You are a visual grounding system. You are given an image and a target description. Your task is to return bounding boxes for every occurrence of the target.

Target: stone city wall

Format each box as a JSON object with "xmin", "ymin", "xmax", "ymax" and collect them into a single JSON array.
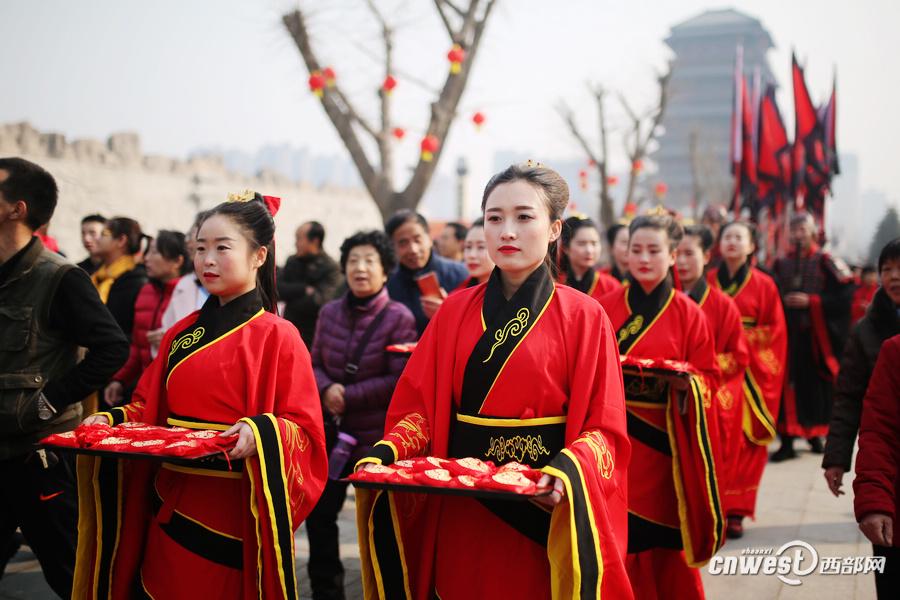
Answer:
[{"xmin": 0, "ymin": 122, "xmax": 383, "ymax": 263}]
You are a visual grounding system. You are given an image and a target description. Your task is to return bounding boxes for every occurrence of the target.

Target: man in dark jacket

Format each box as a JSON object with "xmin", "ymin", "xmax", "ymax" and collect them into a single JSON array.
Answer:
[
  {"xmin": 0, "ymin": 157, "xmax": 129, "ymax": 597},
  {"xmin": 278, "ymin": 221, "xmax": 341, "ymax": 348},
  {"xmin": 823, "ymin": 238, "xmax": 900, "ymax": 496},
  {"xmin": 385, "ymin": 210, "xmax": 468, "ymax": 336}
]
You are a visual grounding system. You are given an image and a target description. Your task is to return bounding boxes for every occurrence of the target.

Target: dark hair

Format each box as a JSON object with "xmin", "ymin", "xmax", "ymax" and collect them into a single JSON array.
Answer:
[
  {"xmin": 305, "ymin": 221, "xmax": 325, "ymax": 246},
  {"xmin": 701, "ymin": 204, "xmax": 727, "ymax": 225},
  {"xmin": 0, "ymin": 157, "xmax": 58, "ymax": 230},
  {"xmin": 189, "ymin": 210, "xmax": 209, "ymax": 235},
  {"xmin": 445, "ymin": 222, "xmax": 467, "ymax": 241},
  {"xmin": 481, "ymin": 162, "xmax": 569, "ymax": 275},
  {"xmin": 339, "ymin": 230, "xmax": 396, "ymax": 275},
  {"xmin": 790, "ymin": 211, "xmax": 817, "ymax": 233},
  {"xmin": 200, "ymin": 194, "xmax": 278, "ymax": 312},
  {"xmin": 154, "ymin": 230, "xmax": 191, "ymax": 276},
  {"xmin": 878, "ymin": 238, "xmax": 900, "ymax": 272},
  {"xmin": 606, "ymin": 223, "xmax": 627, "ymax": 247},
  {"xmin": 629, "ymin": 214, "xmax": 683, "ymax": 251},
  {"xmin": 385, "ymin": 210, "xmax": 429, "ymax": 239},
  {"xmin": 470, "ymin": 217, "xmax": 485, "ymax": 228},
  {"xmin": 560, "ymin": 216, "xmax": 599, "ymax": 275},
  {"xmin": 106, "ymin": 217, "xmax": 147, "ymax": 255},
  {"xmin": 860, "ymin": 265, "xmax": 876, "ymax": 277},
  {"xmin": 683, "ymin": 224, "xmax": 714, "ymax": 252},
  {"xmin": 719, "ymin": 220, "xmax": 759, "ymax": 257},
  {"xmin": 81, "ymin": 213, "xmax": 106, "ymax": 226}
]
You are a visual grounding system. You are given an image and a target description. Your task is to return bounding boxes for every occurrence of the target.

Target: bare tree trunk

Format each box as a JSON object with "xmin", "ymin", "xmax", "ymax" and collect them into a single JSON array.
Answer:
[
  {"xmin": 283, "ymin": 0, "xmax": 497, "ymax": 223},
  {"xmin": 620, "ymin": 68, "xmax": 671, "ymax": 208},
  {"xmin": 558, "ymin": 85, "xmax": 615, "ymax": 230}
]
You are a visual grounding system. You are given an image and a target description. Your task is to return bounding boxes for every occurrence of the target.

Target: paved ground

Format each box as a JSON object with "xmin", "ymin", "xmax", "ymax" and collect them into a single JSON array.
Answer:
[{"xmin": 0, "ymin": 445, "xmax": 878, "ymax": 599}]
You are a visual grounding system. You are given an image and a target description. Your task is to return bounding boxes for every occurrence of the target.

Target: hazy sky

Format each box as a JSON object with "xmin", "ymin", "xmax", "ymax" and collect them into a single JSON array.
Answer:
[{"xmin": 3, "ymin": 0, "xmax": 898, "ymax": 207}]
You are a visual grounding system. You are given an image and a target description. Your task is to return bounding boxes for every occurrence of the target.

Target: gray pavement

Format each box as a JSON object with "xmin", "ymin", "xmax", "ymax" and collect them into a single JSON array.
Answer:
[{"xmin": 0, "ymin": 446, "xmax": 879, "ymax": 599}]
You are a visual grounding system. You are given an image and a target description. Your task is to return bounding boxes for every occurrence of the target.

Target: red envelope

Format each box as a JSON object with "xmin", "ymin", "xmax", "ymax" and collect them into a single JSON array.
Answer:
[
  {"xmin": 479, "ymin": 470, "xmax": 537, "ymax": 495},
  {"xmin": 445, "ymin": 457, "xmax": 495, "ymax": 478}
]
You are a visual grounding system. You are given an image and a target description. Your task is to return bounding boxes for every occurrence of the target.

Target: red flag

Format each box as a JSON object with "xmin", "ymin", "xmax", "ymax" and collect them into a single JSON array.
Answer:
[
  {"xmin": 730, "ymin": 46, "xmax": 744, "ymax": 215},
  {"xmin": 820, "ymin": 75, "xmax": 839, "ymax": 176},
  {"xmin": 740, "ymin": 71, "xmax": 759, "ymax": 209},
  {"xmin": 757, "ymin": 85, "xmax": 790, "ymax": 205},
  {"xmin": 791, "ymin": 53, "xmax": 820, "ymax": 204}
]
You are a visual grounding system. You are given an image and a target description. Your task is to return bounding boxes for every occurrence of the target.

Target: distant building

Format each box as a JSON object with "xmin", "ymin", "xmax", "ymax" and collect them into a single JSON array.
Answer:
[{"xmin": 655, "ymin": 8, "xmax": 776, "ymax": 212}]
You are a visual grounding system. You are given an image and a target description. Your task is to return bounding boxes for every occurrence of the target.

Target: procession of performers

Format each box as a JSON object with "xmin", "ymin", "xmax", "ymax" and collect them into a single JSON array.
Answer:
[{"xmin": 12, "ymin": 155, "xmax": 864, "ymax": 598}]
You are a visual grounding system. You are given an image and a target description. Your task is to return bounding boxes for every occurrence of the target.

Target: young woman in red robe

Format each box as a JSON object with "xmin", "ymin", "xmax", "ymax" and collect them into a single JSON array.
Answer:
[
  {"xmin": 598, "ymin": 214, "xmax": 723, "ymax": 600},
  {"xmin": 558, "ymin": 215, "xmax": 620, "ymax": 300},
  {"xmin": 604, "ymin": 222, "xmax": 631, "ymax": 284},
  {"xmin": 356, "ymin": 163, "xmax": 633, "ymax": 599},
  {"xmin": 707, "ymin": 221, "xmax": 787, "ymax": 539},
  {"xmin": 451, "ymin": 218, "xmax": 494, "ymax": 293},
  {"xmin": 676, "ymin": 225, "xmax": 750, "ymax": 534},
  {"xmin": 75, "ymin": 193, "xmax": 328, "ymax": 600}
]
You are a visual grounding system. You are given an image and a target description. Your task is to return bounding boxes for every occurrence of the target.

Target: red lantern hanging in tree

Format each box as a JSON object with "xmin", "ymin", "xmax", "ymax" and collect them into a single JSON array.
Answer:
[
  {"xmin": 382, "ymin": 75, "xmax": 397, "ymax": 95},
  {"xmin": 606, "ymin": 175, "xmax": 619, "ymax": 186},
  {"xmin": 420, "ymin": 135, "xmax": 440, "ymax": 161},
  {"xmin": 623, "ymin": 202, "xmax": 638, "ymax": 218},
  {"xmin": 632, "ymin": 159, "xmax": 643, "ymax": 173},
  {"xmin": 579, "ymin": 169, "xmax": 589, "ymax": 191},
  {"xmin": 472, "ymin": 111, "xmax": 485, "ymax": 130},
  {"xmin": 587, "ymin": 159, "xmax": 597, "ymax": 167},
  {"xmin": 392, "ymin": 127, "xmax": 405, "ymax": 140},
  {"xmin": 322, "ymin": 66, "xmax": 336, "ymax": 88},
  {"xmin": 654, "ymin": 182, "xmax": 668, "ymax": 199},
  {"xmin": 447, "ymin": 44, "xmax": 466, "ymax": 74},
  {"xmin": 308, "ymin": 71, "xmax": 326, "ymax": 97}
]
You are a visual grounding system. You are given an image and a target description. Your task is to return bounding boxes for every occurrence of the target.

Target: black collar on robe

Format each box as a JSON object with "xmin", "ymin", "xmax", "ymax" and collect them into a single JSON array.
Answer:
[
  {"xmin": 617, "ymin": 275, "xmax": 674, "ymax": 354},
  {"xmin": 610, "ymin": 264, "xmax": 627, "ymax": 283},
  {"xmin": 463, "ymin": 276, "xmax": 481, "ymax": 289},
  {"xmin": 459, "ymin": 265, "xmax": 555, "ymax": 415},
  {"xmin": 717, "ymin": 261, "xmax": 751, "ymax": 297},
  {"xmin": 566, "ymin": 267, "xmax": 598, "ymax": 295},
  {"xmin": 686, "ymin": 275, "xmax": 710, "ymax": 306},
  {"xmin": 166, "ymin": 287, "xmax": 265, "ymax": 379}
]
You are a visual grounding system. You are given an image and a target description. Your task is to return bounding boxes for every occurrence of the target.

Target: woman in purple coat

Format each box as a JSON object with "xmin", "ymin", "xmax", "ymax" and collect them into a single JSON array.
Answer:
[{"xmin": 305, "ymin": 229, "xmax": 417, "ymax": 600}]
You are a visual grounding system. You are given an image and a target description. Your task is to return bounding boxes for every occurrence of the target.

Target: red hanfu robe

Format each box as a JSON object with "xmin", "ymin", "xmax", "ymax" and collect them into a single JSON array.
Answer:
[
  {"xmin": 559, "ymin": 267, "xmax": 622, "ymax": 301},
  {"xmin": 355, "ymin": 266, "xmax": 633, "ymax": 600},
  {"xmin": 599, "ymin": 278, "xmax": 723, "ymax": 600},
  {"xmin": 685, "ymin": 278, "xmax": 750, "ymax": 517},
  {"xmin": 708, "ymin": 263, "xmax": 787, "ymax": 518},
  {"xmin": 72, "ymin": 290, "xmax": 328, "ymax": 600}
]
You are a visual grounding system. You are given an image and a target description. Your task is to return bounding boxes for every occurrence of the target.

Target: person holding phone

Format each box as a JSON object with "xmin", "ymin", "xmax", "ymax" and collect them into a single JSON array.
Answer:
[
  {"xmin": 385, "ymin": 210, "xmax": 467, "ymax": 336},
  {"xmin": 355, "ymin": 163, "xmax": 632, "ymax": 599}
]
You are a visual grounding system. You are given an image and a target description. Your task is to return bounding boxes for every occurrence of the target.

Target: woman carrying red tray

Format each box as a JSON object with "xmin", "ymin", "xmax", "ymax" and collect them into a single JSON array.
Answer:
[
  {"xmin": 73, "ymin": 193, "xmax": 328, "ymax": 600},
  {"xmin": 355, "ymin": 163, "xmax": 632, "ymax": 599},
  {"xmin": 598, "ymin": 213, "xmax": 723, "ymax": 600}
]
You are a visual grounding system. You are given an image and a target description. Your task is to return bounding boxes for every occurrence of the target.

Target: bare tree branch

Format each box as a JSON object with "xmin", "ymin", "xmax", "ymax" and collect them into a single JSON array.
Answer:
[
  {"xmin": 433, "ymin": 0, "xmax": 458, "ymax": 41},
  {"xmin": 557, "ymin": 102, "xmax": 599, "ymax": 166},
  {"xmin": 282, "ymin": 8, "xmax": 378, "ymax": 199},
  {"xmin": 284, "ymin": 1, "xmax": 497, "ymax": 220}
]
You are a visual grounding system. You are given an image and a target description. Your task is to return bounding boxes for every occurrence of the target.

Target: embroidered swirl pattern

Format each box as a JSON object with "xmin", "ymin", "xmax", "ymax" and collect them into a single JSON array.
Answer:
[
  {"xmin": 717, "ymin": 387, "xmax": 735, "ymax": 411},
  {"xmin": 485, "ymin": 434, "xmax": 550, "ymax": 463},
  {"xmin": 574, "ymin": 430, "xmax": 614, "ymax": 480},
  {"xmin": 617, "ymin": 315, "xmax": 644, "ymax": 344},
  {"xmin": 482, "ymin": 308, "xmax": 530, "ymax": 363},
  {"xmin": 168, "ymin": 327, "xmax": 205, "ymax": 359}
]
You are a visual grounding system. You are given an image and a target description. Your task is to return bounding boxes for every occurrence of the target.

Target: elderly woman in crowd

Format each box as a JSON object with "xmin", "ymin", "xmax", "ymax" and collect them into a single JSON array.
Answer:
[{"xmin": 305, "ymin": 229, "xmax": 417, "ymax": 600}]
